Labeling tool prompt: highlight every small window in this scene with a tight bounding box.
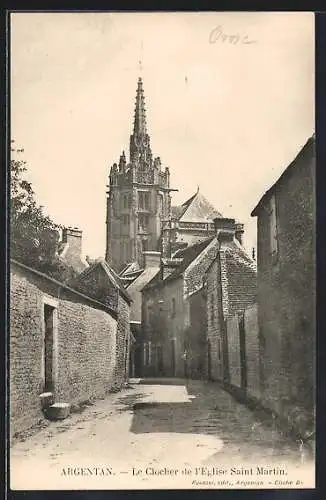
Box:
[217,339,221,361]
[211,294,215,322]
[171,298,176,318]
[138,214,149,231]
[139,192,150,210]
[139,192,144,209]
[158,194,163,215]
[269,195,278,256]
[122,215,129,225]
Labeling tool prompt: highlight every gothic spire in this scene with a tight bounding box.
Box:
[130,77,151,163]
[133,77,147,136]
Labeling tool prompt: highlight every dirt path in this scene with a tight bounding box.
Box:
[10,378,315,490]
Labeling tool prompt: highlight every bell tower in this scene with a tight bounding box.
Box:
[106,78,173,272]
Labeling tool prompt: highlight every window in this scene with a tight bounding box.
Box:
[217,339,221,361]
[171,298,176,318]
[211,294,215,322]
[123,195,128,209]
[158,194,163,215]
[138,214,149,231]
[268,194,278,256]
[142,239,148,252]
[139,191,150,210]
[122,215,129,225]
[128,193,132,208]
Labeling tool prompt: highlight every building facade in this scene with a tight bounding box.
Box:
[205,220,257,389]
[251,135,315,433]
[141,217,257,381]
[105,78,173,272]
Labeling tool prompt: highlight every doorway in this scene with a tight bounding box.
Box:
[157,345,164,375]
[171,338,176,377]
[207,340,212,380]
[44,304,55,392]
[238,312,247,392]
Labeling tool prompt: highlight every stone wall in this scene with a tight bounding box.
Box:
[10,262,119,436]
[114,294,131,388]
[206,259,224,382]
[205,241,257,386]
[255,144,315,416]
[244,305,260,400]
[226,315,241,388]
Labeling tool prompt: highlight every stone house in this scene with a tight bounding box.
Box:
[142,237,219,379]
[142,217,257,382]
[251,135,315,434]
[10,258,129,436]
[204,219,257,391]
[70,259,132,389]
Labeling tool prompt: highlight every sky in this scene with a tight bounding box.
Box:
[11,12,315,259]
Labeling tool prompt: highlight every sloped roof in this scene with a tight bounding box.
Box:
[120,261,141,276]
[76,259,131,303]
[142,268,163,291]
[171,189,223,223]
[143,237,215,291]
[165,236,215,282]
[251,135,315,216]
[222,239,257,270]
[11,259,118,318]
[127,266,161,295]
[122,270,144,287]
[171,205,186,220]
[125,263,161,323]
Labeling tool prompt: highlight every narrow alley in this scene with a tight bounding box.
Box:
[10,379,315,490]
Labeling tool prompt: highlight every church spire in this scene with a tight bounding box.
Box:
[130,77,151,163]
[133,77,147,136]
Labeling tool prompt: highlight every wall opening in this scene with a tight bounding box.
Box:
[171,338,176,376]
[43,304,55,392]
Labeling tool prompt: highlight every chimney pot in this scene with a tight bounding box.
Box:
[143,251,161,269]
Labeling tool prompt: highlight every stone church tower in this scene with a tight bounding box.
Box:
[106,78,172,272]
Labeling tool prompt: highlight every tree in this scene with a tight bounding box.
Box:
[10,141,77,282]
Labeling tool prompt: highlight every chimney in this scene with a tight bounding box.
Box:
[235,222,245,245]
[213,217,236,242]
[143,251,161,269]
[61,227,83,264]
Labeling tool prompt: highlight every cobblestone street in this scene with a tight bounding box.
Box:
[10,379,315,490]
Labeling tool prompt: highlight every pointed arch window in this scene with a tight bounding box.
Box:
[139,192,150,210]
